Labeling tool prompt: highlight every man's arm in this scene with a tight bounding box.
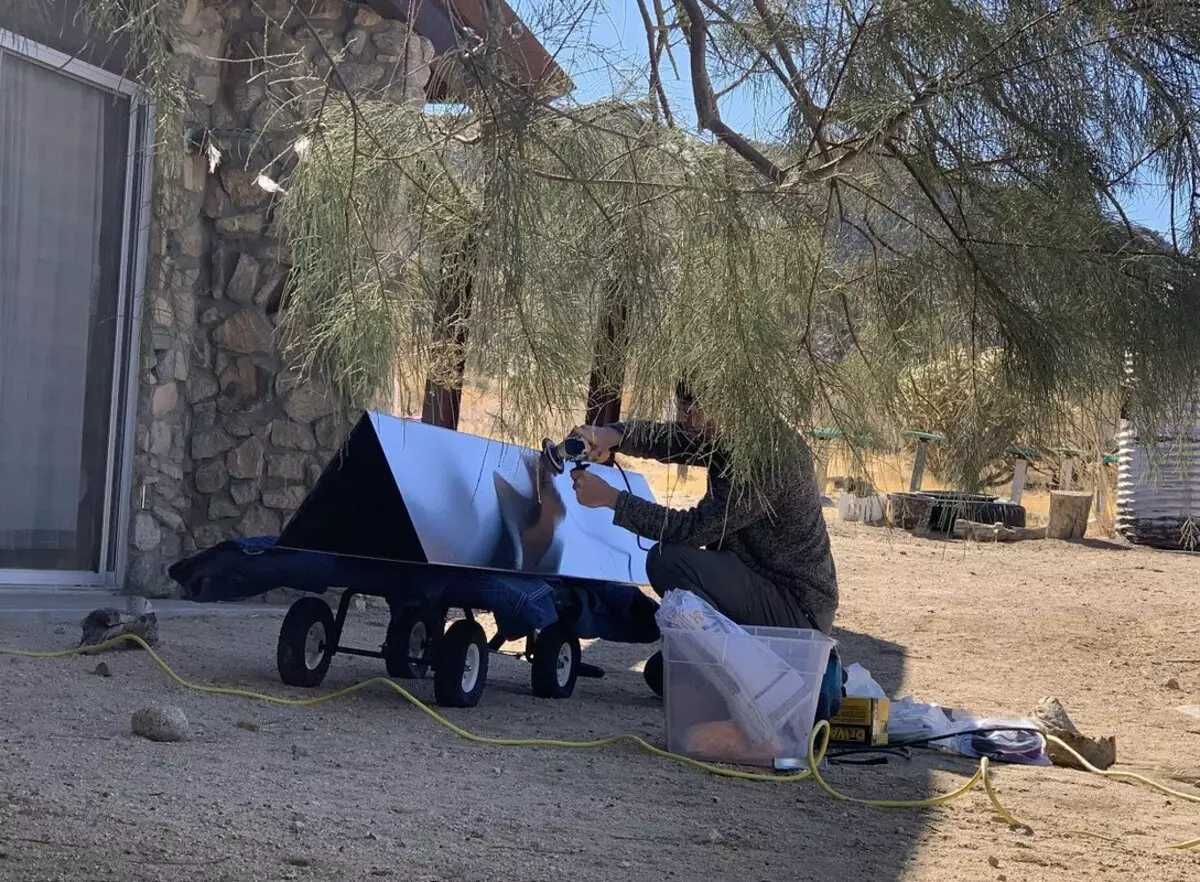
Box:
[612,476,767,547]
[610,420,715,467]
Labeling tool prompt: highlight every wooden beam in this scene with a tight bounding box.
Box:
[1009,458,1029,505]
[908,440,928,492]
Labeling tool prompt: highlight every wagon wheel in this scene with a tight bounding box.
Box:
[277,597,335,688]
[530,625,581,699]
[433,619,489,708]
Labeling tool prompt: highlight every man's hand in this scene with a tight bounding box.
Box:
[569,425,623,462]
[571,468,620,509]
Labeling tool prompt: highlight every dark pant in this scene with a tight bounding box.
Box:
[645,543,832,633]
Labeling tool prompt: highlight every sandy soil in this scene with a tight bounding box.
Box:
[2,521,1199,882]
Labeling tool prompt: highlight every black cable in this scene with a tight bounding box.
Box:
[612,460,653,552]
[823,725,1048,755]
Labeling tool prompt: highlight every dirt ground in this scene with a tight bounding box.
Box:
[2,520,1199,882]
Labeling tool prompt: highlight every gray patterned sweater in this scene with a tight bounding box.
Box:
[609,420,838,631]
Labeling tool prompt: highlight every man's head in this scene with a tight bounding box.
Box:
[675,380,710,435]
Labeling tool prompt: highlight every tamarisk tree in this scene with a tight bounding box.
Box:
[57,0,1200,489]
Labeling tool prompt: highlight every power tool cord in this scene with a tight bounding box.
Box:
[0,634,1195,850]
[610,459,653,552]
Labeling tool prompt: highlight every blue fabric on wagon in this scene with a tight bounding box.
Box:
[168,536,659,644]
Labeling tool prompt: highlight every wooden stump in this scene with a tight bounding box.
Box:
[1047,491,1093,540]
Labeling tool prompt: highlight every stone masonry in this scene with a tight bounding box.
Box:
[127,0,435,596]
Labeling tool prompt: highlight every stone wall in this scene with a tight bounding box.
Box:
[127,0,434,596]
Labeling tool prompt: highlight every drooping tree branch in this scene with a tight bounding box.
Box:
[677,0,789,185]
[635,0,675,127]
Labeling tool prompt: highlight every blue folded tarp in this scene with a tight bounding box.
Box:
[168,536,659,644]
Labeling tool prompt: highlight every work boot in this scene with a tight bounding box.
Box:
[643,650,663,698]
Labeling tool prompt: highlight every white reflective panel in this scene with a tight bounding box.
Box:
[368,412,652,585]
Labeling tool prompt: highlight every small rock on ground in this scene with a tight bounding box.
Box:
[91,662,111,678]
[131,706,190,742]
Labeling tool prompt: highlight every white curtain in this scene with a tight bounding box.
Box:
[0,52,108,566]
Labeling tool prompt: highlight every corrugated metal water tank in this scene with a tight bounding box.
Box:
[1116,417,1200,550]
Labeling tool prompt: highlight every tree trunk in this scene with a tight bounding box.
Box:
[1047,491,1092,540]
[421,236,477,430]
[583,282,629,466]
[584,281,627,429]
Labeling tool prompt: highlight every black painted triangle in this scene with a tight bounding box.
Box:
[277,412,427,563]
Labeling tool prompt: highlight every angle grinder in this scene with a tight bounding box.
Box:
[541,435,591,475]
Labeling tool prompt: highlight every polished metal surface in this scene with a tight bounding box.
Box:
[367,411,653,585]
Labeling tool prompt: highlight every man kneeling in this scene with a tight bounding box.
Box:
[568,388,838,696]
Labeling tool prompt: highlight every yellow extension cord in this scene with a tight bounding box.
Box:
[1,633,1197,852]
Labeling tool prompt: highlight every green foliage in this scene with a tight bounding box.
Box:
[69,0,187,146]
[894,348,1029,492]
[64,0,1200,494]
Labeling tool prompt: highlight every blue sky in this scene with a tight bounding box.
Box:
[511,0,1176,235]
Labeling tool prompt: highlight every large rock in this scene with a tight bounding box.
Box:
[355,6,383,27]
[314,415,344,449]
[186,371,220,404]
[255,264,288,310]
[151,382,179,417]
[263,485,308,511]
[195,458,229,495]
[178,219,206,257]
[282,384,336,424]
[179,1,224,60]
[209,495,241,520]
[125,556,174,599]
[221,170,268,212]
[193,524,227,549]
[192,429,235,461]
[149,421,173,457]
[193,400,217,432]
[346,28,368,56]
[268,453,309,481]
[133,513,162,552]
[227,437,265,479]
[272,420,316,451]
[238,504,282,536]
[131,706,190,743]
[307,0,345,21]
[152,505,186,533]
[372,25,413,56]
[336,62,383,92]
[216,213,267,239]
[231,480,260,506]
[212,309,274,355]
[218,357,271,409]
[224,254,261,305]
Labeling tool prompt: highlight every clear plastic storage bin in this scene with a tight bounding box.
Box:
[662,623,834,767]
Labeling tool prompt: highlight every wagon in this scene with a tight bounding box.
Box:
[169,412,659,706]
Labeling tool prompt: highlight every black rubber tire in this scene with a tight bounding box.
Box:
[433,619,489,708]
[384,608,442,679]
[277,597,336,688]
[922,492,1026,533]
[530,625,581,699]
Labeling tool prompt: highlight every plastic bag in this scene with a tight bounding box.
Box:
[888,695,1049,766]
[843,662,885,698]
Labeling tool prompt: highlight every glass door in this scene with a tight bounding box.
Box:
[0,37,146,583]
